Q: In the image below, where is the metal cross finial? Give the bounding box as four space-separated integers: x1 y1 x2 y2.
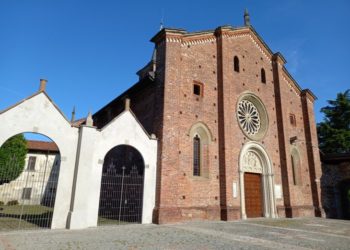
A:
160 9 164 30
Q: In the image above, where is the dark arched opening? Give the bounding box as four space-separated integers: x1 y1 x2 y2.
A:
98 145 145 225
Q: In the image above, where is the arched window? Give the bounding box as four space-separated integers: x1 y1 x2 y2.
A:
234 56 240 72
291 149 301 186
193 135 201 176
261 68 266 83
189 122 212 178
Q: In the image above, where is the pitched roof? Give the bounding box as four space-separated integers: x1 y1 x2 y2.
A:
92 75 155 129
27 140 59 153
71 118 86 127
0 91 72 124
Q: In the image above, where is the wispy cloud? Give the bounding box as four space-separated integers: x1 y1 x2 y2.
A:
287 49 299 74
0 85 23 97
283 38 307 74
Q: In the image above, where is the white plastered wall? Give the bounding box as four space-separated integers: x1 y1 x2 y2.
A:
68 111 157 229
0 92 158 230
0 92 79 229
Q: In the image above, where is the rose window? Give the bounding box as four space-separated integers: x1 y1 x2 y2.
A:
237 100 261 135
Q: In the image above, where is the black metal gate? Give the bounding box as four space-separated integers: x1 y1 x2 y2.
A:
98 145 144 225
0 152 60 231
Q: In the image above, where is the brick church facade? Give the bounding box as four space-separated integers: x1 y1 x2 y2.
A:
92 12 323 223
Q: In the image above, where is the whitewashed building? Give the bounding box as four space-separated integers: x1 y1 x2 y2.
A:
0 80 158 230
0 140 60 205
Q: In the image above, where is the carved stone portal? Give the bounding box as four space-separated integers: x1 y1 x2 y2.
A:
242 151 262 174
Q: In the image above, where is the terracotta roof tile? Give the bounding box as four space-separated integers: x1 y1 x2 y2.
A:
71 118 86 127
27 140 59 152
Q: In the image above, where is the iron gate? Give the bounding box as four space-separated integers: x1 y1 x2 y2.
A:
0 153 60 231
98 145 144 225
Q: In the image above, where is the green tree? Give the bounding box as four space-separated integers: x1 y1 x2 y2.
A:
0 134 27 184
317 89 350 154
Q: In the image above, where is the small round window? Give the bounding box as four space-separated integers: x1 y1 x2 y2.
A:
236 93 268 141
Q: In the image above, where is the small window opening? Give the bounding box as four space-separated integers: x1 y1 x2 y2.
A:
27 156 36 171
193 84 201 96
22 188 32 200
261 68 266 83
234 56 240 72
290 114 296 127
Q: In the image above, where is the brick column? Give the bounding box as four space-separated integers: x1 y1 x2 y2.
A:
272 53 292 217
301 90 324 217
150 29 185 223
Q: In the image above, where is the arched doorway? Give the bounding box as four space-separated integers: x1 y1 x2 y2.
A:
239 142 277 219
98 145 145 225
0 133 61 231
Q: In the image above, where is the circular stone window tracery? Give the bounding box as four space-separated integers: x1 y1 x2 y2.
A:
238 100 261 135
236 93 268 141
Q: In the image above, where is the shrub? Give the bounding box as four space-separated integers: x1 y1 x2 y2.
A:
0 134 27 184
7 200 19 206
0 201 4 206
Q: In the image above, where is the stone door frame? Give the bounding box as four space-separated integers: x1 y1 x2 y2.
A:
238 142 278 219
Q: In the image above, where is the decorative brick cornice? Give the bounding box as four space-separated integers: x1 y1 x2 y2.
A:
216 27 273 63
152 26 274 65
181 35 216 47
282 74 301 98
301 89 317 104
166 36 183 43
151 28 186 44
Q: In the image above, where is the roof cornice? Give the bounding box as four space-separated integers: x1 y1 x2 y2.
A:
302 89 318 102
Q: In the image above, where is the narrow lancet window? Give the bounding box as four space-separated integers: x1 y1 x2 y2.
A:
261 68 266 83
193 135 201 176
234 56 240 72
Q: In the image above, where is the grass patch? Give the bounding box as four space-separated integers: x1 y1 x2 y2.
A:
0 205 53 215
0 205 53 231
98 216 134 226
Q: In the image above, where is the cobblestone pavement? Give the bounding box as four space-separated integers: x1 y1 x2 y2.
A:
0 218 349 250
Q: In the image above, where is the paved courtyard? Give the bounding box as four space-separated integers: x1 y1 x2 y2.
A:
0 218 349 250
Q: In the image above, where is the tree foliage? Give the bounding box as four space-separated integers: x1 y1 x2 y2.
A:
0 134 27 184
317 89 350 154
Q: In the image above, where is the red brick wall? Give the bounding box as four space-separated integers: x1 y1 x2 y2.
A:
98 26 322 223
151 27 321 222
217 28 282 220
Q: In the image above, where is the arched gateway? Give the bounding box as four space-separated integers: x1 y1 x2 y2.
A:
98 145 145 224
239 142 277 219
0 89 157 230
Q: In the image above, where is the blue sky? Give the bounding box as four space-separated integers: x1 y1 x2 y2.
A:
0 0 349 123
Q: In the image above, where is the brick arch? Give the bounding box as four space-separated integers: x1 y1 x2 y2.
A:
188 122 214 143
188 122 213 178
291 147 302 185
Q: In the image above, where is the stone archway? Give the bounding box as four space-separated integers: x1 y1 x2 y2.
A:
239 142 277 219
